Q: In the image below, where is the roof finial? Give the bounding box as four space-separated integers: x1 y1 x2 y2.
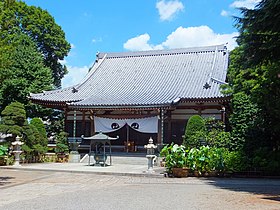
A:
72 87 78 93
203 82 211 89
96 51 100 62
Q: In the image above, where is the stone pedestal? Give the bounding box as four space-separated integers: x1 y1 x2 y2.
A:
13 151 22 166
68 153 81 163
12 136 24 166
146 154 156 173
144 138 157 174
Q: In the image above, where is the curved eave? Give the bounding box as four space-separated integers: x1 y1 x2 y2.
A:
66 103 172 111
180 96 231 103
30 98 82 110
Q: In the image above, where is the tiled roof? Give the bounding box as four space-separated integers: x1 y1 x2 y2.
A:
30 45 229 108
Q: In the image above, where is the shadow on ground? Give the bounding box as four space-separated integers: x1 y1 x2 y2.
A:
0 176 15 186
204 177 280 202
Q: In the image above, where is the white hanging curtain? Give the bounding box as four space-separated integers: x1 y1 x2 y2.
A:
126 117 158 133
94 117 126 133
94 116 158 133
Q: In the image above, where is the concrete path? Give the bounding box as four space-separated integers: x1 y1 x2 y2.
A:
1 153 165 177
1 154 280 210
0 170 280 210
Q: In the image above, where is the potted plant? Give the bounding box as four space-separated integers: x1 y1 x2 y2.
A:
160 144 189 177
187 146 225 177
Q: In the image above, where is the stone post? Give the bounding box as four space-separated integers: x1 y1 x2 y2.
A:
144 137 157 173
12 136 24 166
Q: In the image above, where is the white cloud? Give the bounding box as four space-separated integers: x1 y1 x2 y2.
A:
156 0 184 21
221 10 230 17
70 43 75 49
58 59 67 65
123 33 163 51
124 26 239 52
92 37 103 43
162 26 238 50
230 0 261 9
61 65 89 88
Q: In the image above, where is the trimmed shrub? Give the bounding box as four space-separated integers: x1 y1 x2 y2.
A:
204 117 233 149
55 131 69 154
30 118 47 140
0 102 26 137
184 115 206 147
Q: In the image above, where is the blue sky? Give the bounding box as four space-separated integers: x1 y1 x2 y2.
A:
24 0 261 88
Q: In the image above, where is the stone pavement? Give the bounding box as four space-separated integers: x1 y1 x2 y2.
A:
1 153 165 177
1 153 280 210
1 170 280 210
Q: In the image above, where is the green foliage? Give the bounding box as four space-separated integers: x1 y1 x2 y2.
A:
228 0 280 156
22 122 48 162
0 37 14 77
0 145 8 156
30 118 47 142
21 144 32 153
0 0 71 87
204 117 232 149
229 92 260 151
184 115 206 147
187 146 225 175
29 121 48 154
256 62 280 146
0 32 53 112
222 150 248 172
42 154 56 162
250 147 280 173
45 110 65 137
227 47 269 95
0 102 49 161
160 143 259 175
0 102 26 137
183 116 233 150
161 144 227 175
160 144 188 173
5 155 14 165
236 0 280 64
55 131 69 154
0 0 70 118
206 131 231 149
0 102 49 162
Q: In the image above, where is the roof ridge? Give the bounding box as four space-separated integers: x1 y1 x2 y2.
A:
30 86 74 97
76 54 107 89
99 44 226 59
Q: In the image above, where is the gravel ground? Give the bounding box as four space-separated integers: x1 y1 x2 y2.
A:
0 169 279 210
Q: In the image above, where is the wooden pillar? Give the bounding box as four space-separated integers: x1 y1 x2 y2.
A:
196 102 203 116
197 108 202 115
64 108 68 133
82 110 85 135
157 108 164 145
90 110 95 136
157 109 162 145
167 110 172 142
73 110 77 140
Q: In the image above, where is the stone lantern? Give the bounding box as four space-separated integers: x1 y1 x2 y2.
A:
144 137 157 173
12 136 24 166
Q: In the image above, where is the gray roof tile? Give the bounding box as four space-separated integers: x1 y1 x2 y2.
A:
30 45 229 108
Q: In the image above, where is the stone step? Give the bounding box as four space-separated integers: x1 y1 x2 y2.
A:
80 154 152 165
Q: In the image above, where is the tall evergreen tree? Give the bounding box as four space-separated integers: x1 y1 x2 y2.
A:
228 0 280 150
0 33 53 110
236 0 280 64
0 0 71 87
